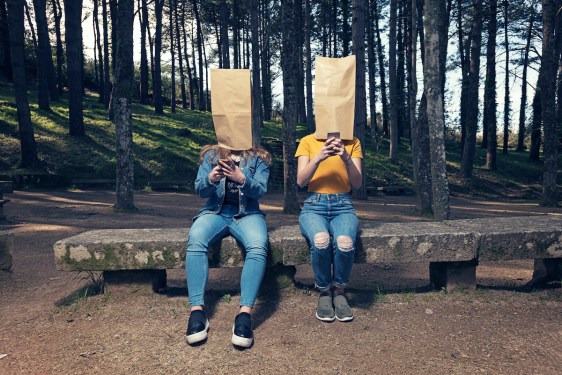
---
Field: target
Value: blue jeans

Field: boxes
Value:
[299,193,359,291]
[185,205,268,307]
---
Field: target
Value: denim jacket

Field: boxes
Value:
[193,150,270,221]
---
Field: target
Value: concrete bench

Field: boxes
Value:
[0,181,13,221]
[1,230,14,272]
[53,215,562,292]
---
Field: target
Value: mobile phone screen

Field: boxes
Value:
[327,132,340,139]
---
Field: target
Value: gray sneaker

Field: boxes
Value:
[315,292,336,322]
[333,293,354,322]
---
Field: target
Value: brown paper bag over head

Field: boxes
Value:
[211,69,253,150]
[314,55,356,140]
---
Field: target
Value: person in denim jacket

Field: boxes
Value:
[296,134,363,323]
[185,144,271,348]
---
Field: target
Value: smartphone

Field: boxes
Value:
[218,158,233,170]
[327,131,340,139]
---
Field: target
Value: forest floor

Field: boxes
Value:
[0,189,561,374]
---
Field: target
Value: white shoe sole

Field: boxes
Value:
[335,314,354,322]
[231,326,253,348]
[315,311,336,322]
[185,320,210,345]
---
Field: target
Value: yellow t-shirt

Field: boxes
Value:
[295,134,363,194]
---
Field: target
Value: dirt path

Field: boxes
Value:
[0,190,561,374]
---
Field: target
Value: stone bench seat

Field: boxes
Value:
[53,215,562,291]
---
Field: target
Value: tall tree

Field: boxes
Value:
[51,0,63,95]
[305,0,314,133]
[7,0,38,167]
[139,0,150,104]
[502,0,509,153]
[232,0,240,68]
[373,0,389,136]
[113,0,135,210]
[260,0,272,121]
[174,0,187,109]
[153,0,164,113]
[460,0,484,178]
[220,0,230,68]
[424,0,450,220]
[295,0,307,123]
[24,2,37,53]
[102,0,111,107]
[516,7,534,152]
[388,0,399,162]
[180,2,194,110]
[193,0,205,110]
[250,0,262,144]
[352,0,367,199]
[94,0,105,104]
[32,0,51,109]
[367,0,377,148]
[539,0,558,207]
[529,84,541,162]
[169,0,176,113]
[281,0,299,214]
[484,0,497,170]
[64,0,85,136]
[342,0,351,56]
[0,0,12,80]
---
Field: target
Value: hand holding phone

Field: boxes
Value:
[218,158,234,172]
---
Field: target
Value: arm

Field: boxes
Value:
[220,156,270,200]
[194,153,224,198]
[296,137,337,188]
[331,139,363,188]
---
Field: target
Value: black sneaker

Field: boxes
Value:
[185,310,210,345]
[231,312,253,348]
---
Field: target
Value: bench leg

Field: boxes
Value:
[526,258,562,288]
[262,265,297,290]
[429,259,477,292]
[0,234,13,272]
[103,269,167,292]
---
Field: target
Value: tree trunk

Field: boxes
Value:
[169,0,176,113]
[460,0,484,178]
[181,2,194,110]
[202,28,209,111]
[261,1,272,121]
[113,0,135,210]
[556,3,562,153]
[64,0,84,136]
[220,0,230,68]
[396,0,406,140]
[0,0,12,80]
[529,84,541,162]
[367,0,377,150]
[352,0,367,200]
[174,0,186,109]
[109,0,117,75]
[250,0,262,144]
[94,0,105,104]
[102,0,111,107]
[214,8,222,68]
[484,0,497,170]
[342,0,350,56]
[295,0,307,123]
[139,0,150,104]
[32,0,53,109]
[233,0,239,68]
[24,2,37,53]
[153,0,164,113]
[281,0,299,214]
[6,0,38,167]
[516,7,534,152]
[502,0,509,153]
[51,0,63,94]
[193,0,205,110]
[305,0,314,133]
[374,0,389,137]
[332,0,338,57]
[424,0,450,220]
[458,0,468,154]
[388,0,399,162]
[191,20,198,109]
[539,0,558,207]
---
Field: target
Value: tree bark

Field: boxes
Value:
[424,0,450,220]
[250,0,262,144]
[352,0,367,200]
[102,0,111,107]
[113,0,135,210]
[153,0,164,113]
[502,0,509,153]
[261,0,272,121]
[139,0,150,104]
[539,0,558,207]
[367,0,377,149]
[24,2,37,53]
[169,0,176,113]
[220,0,230,68]
[32,0,52,109]
[295,0,307,123]
[233,0,239,68]
[193,0,205,110]
[0,0,12,80]
[7,0,38,167]
[529,83,541,162]
[174,0,186,109]
[305,0,314,133]
[484,0,497,170]
[397,0,406,140]
[94,0,105,104]
[342,0,350,56]
[389,0,399,162]
[180,2,194,110]
[281,0,299,214]
[64,0,84,135]
[460,0,484,178]
[516,8,534,152]
[374,0,389,137]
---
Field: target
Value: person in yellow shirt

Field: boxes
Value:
[295,134,363,322]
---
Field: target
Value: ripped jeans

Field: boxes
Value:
[299,193,359,292]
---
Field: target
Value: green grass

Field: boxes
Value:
[0,80,560,198]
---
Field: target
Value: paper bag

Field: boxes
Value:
[314,55,356,140]
[211,69,253,150]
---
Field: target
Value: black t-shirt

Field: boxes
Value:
[223,160,241,207]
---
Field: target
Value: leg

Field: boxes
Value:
[185,214,229,308]
[330,211,359,290]
[229,214,269,308]
[299,212,332,291]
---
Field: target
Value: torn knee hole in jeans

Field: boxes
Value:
[313,232,330,249]
[337,236,354,252]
